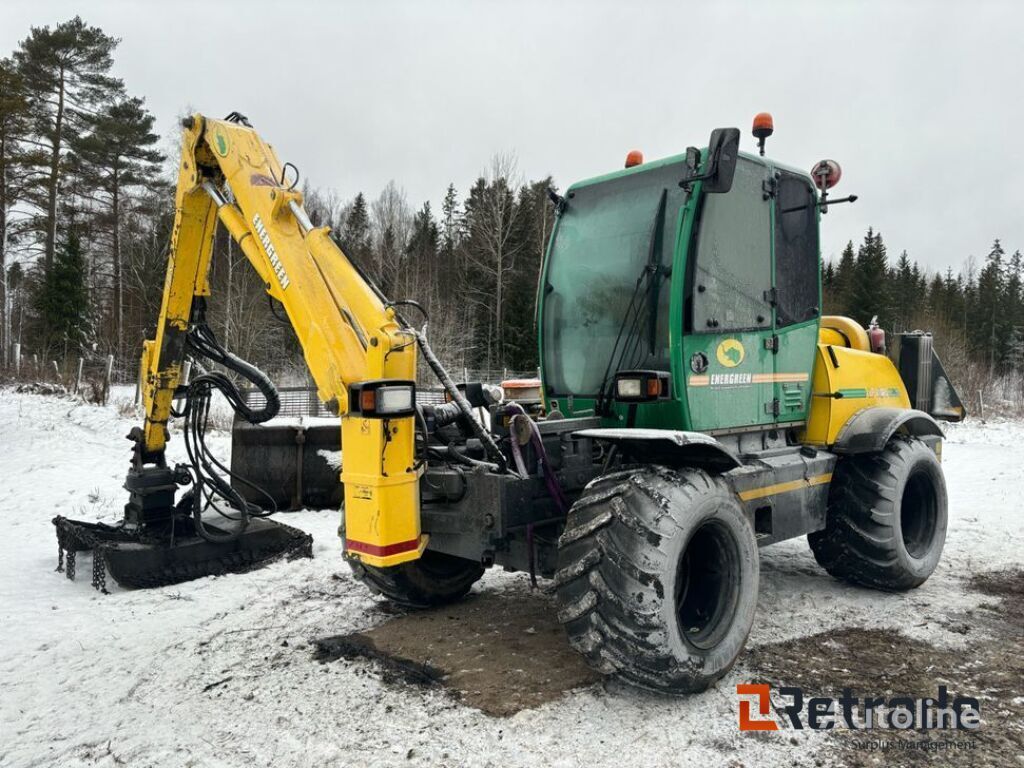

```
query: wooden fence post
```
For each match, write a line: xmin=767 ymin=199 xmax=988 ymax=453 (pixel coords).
xmin=134 ymin=361 xmax=143 ymax=406
xmin=103 ymin=354 xmax=114 ymax=405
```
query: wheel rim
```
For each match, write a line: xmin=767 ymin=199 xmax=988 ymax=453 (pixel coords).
xmin=901 ymin=468 xmax=939 ymax=559
xmin=674 ymin=520 xmax=741 ymax=651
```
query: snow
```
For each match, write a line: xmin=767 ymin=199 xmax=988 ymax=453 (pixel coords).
xmin=1 ymin=389 xmax=1022 ymax=767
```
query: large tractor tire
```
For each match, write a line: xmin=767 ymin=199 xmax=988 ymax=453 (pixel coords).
xmin=348 ymin=551 xmax=485 ymax=608
xmin=555 ymin=465 xmax=759 ymax=694
xmin=809 ymin=436 xmax=947 ymax=591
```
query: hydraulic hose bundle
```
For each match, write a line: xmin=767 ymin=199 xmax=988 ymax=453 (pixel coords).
xmin=176 ymin=316 xmax=281 ymax=543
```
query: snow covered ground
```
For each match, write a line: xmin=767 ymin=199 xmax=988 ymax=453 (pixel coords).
xmin=1 ymin=389 xmax=1021 ymax=767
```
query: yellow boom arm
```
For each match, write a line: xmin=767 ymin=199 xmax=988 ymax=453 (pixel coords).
xmin=138 ymin=113 xmax=425 ymax=567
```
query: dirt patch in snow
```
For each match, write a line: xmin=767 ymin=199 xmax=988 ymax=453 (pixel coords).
xmin=313 ymin=588 xmax=600 ymax=716
xmin=744 ymin=569 xmax=1024 ymax=767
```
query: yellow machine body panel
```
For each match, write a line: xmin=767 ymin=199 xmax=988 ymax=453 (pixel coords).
xmin=139 ymin=114 xmax=424 ymax=568
xmin=819 ymin=315 xmax=871 ymax=352
xmin=802 ymin=344 xmax=912 ymax=447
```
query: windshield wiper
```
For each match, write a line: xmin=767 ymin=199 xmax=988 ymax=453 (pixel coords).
xmin=645 ymin=190 xmax=669 ymax=355
xmin=593 ymin=189 xmax=669 ymax=415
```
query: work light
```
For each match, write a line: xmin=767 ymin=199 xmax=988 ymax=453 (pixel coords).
xmin=349 ymin=380 xmax=417 ymax=418
xmin=612 ymin=370 xmax=671 ymax=402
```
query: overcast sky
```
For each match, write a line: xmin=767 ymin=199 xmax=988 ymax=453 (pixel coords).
xmin=3 ymin=0 xmax=1022 ymax=273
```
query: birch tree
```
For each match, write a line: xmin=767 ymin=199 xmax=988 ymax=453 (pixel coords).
xmin=460 ymin=153 xmax=525 ymax=368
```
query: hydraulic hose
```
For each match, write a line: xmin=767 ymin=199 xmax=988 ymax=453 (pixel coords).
xmin=507 ymin=403 xmax=569 ymax=515
xmin=178 ymin=319 xmax=281 ymax=543
xmin=412 ymin=325 xmax=513 ymax=474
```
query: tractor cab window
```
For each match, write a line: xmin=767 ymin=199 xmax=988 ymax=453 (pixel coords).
xmin=774 ymin=173 xmax=820 ymax=327
xmin=541 ymin=161 xmax=687 ymax=397
xmin=690 ymin=157 xmax=771 ymax=332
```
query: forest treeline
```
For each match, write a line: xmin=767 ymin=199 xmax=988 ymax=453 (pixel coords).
xmin=823 ymin=230 xmax=1024 ymax=409
xmin=1 ymin=17 xmax=1021 ymax=410
xmin=0 ymin=17 xmax=552 ymax=382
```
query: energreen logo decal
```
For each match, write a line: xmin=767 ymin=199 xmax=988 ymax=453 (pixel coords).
xmin=252 ymin=213 xmax=290 ymax=290
xmin=716 ymin=338 xmax=745 ymax=368
xmin=214 ymin=129 xmax=230 ymax=157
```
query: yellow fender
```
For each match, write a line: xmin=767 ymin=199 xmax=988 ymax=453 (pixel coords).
xmin=802 ymin=343 xmax=911 ymax=447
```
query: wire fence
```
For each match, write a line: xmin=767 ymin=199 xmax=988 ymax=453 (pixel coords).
xmin=1 ymin=336 xmax=540 ymax=412
xmin=0 ymin=343 xmax=117 ymax=403
xmin=240 ymin=368 xmax=540 ymax=419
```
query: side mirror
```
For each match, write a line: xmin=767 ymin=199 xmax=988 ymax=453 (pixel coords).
xmin=702 ymin=127 xmax=740 ymax=194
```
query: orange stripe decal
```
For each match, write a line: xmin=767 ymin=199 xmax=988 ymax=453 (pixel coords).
xmin=751 ymin=372 xmax=810 ymax=383
xmin=690 ymin=373 xmax=807 ymax=386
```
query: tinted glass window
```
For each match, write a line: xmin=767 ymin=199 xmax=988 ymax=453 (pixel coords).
xmin=541 ymin=162 xmax=686 ymax=396
xmin=691 ymin=157 xmax=771 ymax=332
xmin=775 ymin=174 xmax=820 ymax=327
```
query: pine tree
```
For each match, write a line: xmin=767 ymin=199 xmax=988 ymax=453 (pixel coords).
xmin=1003 ymin=250 xmax=1022 ymax=367
xmin=822 ymin=260 xmax=836 ymax=292
xmin=973 ymin=239 xmax=1005 ymax=367
xmin=893 ymin=249 xmax=914 ymax=329
xmin=406 ymin=201 xmax=439 ymax=288
xmin=831 ymin=240 xmax=856 ymax=315
xmin=70 ymin=96 xmax=162 ymax=364
xmin=339 ymin=192 xmax=371 ymax=273
xmin=1008 ymin=326 xmax=1024 ymax=379
xmin=14 ymin=17 xmax=123 ymax=274
xmin=441 ymin=183 xmax=459 ymax=264
xmin=34 ymin=228 xmax=89 ymax=357
xmin=849 ymin=228 xmax=891 ymax=327
xmin=940 ymin=267 xmax=963 ymax=331
xmin=0 ymin=57 xmax=31 ymax=366
xmin=927 ymin=273 xmax=945 ymax=319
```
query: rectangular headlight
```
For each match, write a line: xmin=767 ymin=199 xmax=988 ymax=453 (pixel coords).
xmin=612 ymin=370 xmax=671 ymax=403
xmin=616 ymin=378 xmax=643 ymax=399
xmin=349 ymin=379 xmax=417 ymax=418
xmin=377 ymin=385 xmax=414 ymax=414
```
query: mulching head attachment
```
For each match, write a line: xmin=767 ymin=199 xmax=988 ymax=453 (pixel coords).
xmin=54 ymin=316 xmax=315 ymax=592
xmin=53 ymin=513 xmax=312 ymax=592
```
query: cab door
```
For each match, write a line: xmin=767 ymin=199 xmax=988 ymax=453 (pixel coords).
xmin=682 ymin=156 xmax=776 ymax=432
xmin=770 ymin=170 xmax=821 ymax=424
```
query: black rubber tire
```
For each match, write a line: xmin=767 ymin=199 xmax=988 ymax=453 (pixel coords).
xmin=808 ymin=436 xmax=947 ymax=591
xmin=349 ymin=550 xmax=485 ymax=608
xmin=554 ymin=465 xmax=759 ymax=694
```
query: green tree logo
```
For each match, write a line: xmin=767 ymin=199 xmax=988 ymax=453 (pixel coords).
xmin=214 ymin=129 xmax=229 ymax=157
xmin=716 ymin=339 xmax=745 ymax=368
